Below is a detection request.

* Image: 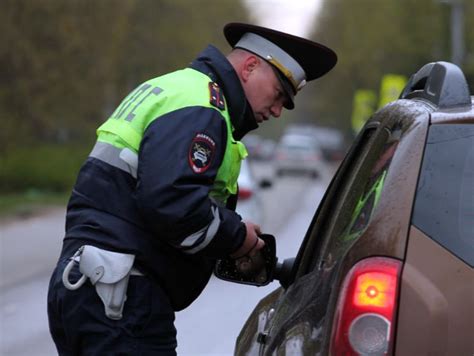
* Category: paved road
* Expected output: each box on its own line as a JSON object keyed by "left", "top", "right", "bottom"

{"left": 0, "top": 161, "right": 333, "bottom": 355}
{"left": 1, "top": 209, "right": 65, "bottom": 355}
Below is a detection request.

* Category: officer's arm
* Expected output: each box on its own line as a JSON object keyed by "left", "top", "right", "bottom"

{"left": 136, "top": 107, "right": 246, "bottom": 258}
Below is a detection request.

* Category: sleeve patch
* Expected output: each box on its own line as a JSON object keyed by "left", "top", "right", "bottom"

{"left": 188, "top": 133, "right": 216, "bottom": 173}
{"left": 209, "top": 82, "right": 225, "bottom": 110}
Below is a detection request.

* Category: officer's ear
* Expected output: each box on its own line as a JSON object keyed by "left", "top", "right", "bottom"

{"left": 241, "top": 55, "right": 260, "bottom": 82}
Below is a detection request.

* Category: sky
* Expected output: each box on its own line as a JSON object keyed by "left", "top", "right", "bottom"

{"left": 244, "top": 0, "right": 323, "bottom": 37}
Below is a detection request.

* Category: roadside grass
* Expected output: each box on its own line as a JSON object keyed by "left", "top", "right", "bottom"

{"left": 0, "top": 142, "right": 88, "bottom": 220}
{"left": 1, "top": 144, "right": 88, "bottom": 192}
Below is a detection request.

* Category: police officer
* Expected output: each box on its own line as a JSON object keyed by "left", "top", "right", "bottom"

{"left": 47, "top": 22, "right": 337, "bottom": 355}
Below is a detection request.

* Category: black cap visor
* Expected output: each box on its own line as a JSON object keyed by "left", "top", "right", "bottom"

{"left": 272, "top": 65, "right": 295, "bottom": 110}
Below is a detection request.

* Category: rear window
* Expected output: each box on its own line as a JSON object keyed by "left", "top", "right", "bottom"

{"left": 412, "top": 124, "right": 474, "bottom": 267}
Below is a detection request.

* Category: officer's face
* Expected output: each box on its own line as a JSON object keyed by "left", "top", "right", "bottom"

{"left": 242, "top": 58, "right": 287, "bottom": 124}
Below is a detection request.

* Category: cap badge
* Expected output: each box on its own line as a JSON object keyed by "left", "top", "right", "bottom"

{"left": 266, "top": 55, "right": 300, "bottom": 91}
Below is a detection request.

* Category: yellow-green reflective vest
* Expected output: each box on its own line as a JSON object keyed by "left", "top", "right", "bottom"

{"left": 96, "top": 68, "right": 247, "bottom": 204}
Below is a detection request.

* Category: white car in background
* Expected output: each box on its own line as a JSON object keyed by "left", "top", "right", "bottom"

{"left": 274, "top": 134, "right": 326, "bottom": 179}
{"left": 285, "top": 124, "right": 347, "bottom": 162}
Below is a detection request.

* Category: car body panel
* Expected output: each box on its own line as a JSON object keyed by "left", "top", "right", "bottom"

{"left": 236, "top": 100, "right": 432, "bottom": 355}
{"left": 396, "top": 226, "right": 474, "bottom": 355}
{"left": 234, "top": 288, "right": 281, "bottom": 355}
{"left": 430, "top": 102, "right": 474, "bottom": 124}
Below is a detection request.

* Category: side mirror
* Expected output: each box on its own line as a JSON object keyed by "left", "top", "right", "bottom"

{"left": 274, "top": 257, "right": 296, "bottom": 289}
{"left": 214, "top": 234, "right": 297, "bottom": 289}
{"left": 214, "top": 234, "right": 277, "bottom": 286}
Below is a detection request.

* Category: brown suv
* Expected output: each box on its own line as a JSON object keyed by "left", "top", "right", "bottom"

{"left": 216, "top": 61, "right": 474, "bottom": 355}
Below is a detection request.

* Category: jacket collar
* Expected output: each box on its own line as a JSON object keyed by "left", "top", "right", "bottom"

{"left": 189, "top": 45, "right": 258, "bottom": 140}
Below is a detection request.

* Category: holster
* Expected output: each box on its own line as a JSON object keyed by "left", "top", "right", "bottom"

{"left": 62, "top": 245, "right": 140, "bottom": 320}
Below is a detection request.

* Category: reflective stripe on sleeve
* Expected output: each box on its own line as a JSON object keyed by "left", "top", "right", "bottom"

{"left": 181, "top": 206, "right": 221, "bottom": 254}
{"left": 89, "top": 141, "right": 138, "bottom": 178}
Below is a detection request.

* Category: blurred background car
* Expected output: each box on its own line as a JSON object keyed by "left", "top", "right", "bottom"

{"left": 258, "top": 138, "right": 276, "bottom": 161}
{"left": 274, "top": 133, "right": 325, "bottom": 178}
{"left": 241, "top": 134, "right": 262, "bottom": 160}
{"left": 285, "top": 124, "right": 348, "bottom": 162}
{"left": 235, "top": 159, "right": 272, "bottom": 228}
{"left": 242, "top": 134, "right": 276, "bottom": 161}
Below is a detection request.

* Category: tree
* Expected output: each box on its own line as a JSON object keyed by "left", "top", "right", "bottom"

{"left": 0, "top": 0, "right": 250, "bottom": 151}
{"left": 0, "top": 0, "right": 250, "bottom": 192}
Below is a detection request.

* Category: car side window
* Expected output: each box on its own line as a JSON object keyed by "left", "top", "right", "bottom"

{"left": 294, "top": 123, "right": 396, "bottom": 277}
{"left": 317, "top": 138, "right": 399, "bottom": 271}
{"left": 345, "top": 141, "right": 398, "bottom": 239}
{"left": 412, "top": 124, "right": 474, "bottom": 267}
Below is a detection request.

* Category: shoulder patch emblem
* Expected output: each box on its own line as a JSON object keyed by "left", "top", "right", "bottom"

{"left": 188, "top": 133, "right": 216, "bottom": 173}
{"left": 209, "top": 82, "right": 225, "bottom": 110}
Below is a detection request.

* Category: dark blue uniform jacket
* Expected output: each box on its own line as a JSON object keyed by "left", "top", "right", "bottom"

{"left": 61, "top": 45, "right": 258, "bottom": 310}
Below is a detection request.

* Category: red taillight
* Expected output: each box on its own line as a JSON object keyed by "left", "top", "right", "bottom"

{"left": 238, "top": 188, "right": 253, "bottom": 200}
{"left": 330, "top": 257, "right": 401, "bottom": 356}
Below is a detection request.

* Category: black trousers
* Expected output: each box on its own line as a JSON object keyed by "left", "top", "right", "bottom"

{"left": 47, "top": 257, "right": 177, "bottom": 356}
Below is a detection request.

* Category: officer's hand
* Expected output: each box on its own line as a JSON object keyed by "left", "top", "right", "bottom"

{"left": 234, "top": 248, "right": 266, "bottom": 277}
{"left": 230, "top": 221, "right": 265, "bottom": 259}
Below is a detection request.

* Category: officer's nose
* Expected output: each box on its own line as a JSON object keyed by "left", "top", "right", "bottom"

{"left": 270, "top": 102, "right": 283, "bottom": 118}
